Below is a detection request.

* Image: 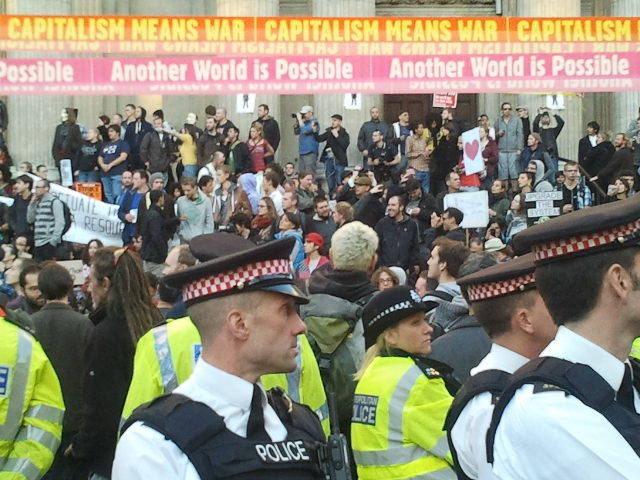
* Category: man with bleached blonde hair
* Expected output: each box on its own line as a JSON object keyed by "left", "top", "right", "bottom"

{"left": 301, "top": 221, "right": 380, "bottom": 444}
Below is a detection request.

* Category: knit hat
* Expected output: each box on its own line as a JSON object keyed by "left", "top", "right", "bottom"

{"left": 149, "top": 172, "right": 164, "bottom": 186}
{"left": 304, "top": 232, "right": 324, "bottom": 248}
{"left": 362, "top": 286, "right": 427, "bottom": 349}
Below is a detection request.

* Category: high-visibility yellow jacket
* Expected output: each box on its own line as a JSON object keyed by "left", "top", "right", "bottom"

{"left": 351, "top": 355, "right": 456, "bottom": 480}
{"left": 0, "top": 317, "right": 64, "bottom": 480}
{"left": 632, "top": 338, "right": 640, "bottom": 360}
{"left": 121, "top": 316, "right": 329, "bottom": 436}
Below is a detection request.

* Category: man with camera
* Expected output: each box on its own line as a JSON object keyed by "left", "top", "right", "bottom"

{"left": 294, "top": 106, "right": 320, "bottom": 176}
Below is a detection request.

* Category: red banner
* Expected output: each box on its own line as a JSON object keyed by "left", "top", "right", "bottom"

{"left": 0, "top": 15, "right": 638, "bottom": 55}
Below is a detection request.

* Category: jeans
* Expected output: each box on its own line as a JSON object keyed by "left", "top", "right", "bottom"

{"left": 414, "top": 171, "right": 431, "bottom": 193}
{"left": 298, "top": 152, "right": 318, "bottom": 175}
{"left": 324, "top": 158, "right": 345, "bottom": 194}
{"left": 183, "top": 165, "right": 198, "bottom": 179}
{"left": 77, "top": 171, "right": 100, "bottom": 183}
{"left": 498, "top": 151, "right": 519, "bottom": 180}
{"left": 102, "top": 174, "right": 122, "bottom": 204}
{"left": 34, "top": 243, "right": 57, "bottom": 262}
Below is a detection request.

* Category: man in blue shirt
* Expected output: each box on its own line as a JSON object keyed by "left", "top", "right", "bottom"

{"left": 98, "top": 125, "right": 130, "bottom": 204}
{"left": 294, "top": 105, "right": 320, "bottom": 177}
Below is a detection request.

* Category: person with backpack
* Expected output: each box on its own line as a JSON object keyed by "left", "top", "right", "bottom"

{"left": 27, "top": 179, "right": 68, "bottom": 262}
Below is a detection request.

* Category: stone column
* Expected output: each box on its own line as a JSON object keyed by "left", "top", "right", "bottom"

{"left": 217, "top": 0, "right": 280, "bottom": 158}
{"left": 311, "top": 0, "right": 380, "bottom": 167}
{"left": 611, "top": 0, "right": 640, "bottom": 135}
{"left": 71, "top": 0, "right": 106, "bottom": 133}
{"left": 516, "top": 0, "right": 581, "bottom": 161}
{"left": 6, "top": 0, "right": 72, "bottom": 171}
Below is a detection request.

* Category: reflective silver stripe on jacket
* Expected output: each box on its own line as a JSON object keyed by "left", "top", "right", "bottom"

{"left": 353, "top": 364, "right": 452, "bottom": 472}
{"left": 153, "top": 325, "right": 178, "bottom": 393}
{"left": 14, "top": 425, "right": 60, "bottom": 454}
{"left": 0, "top": 456, "right": 42, "bottom": 480}
{"left": 24, "top": 404, "right": 65, "bottom": 425}
{"left": 0, "top": 330, "right": 33, "bottom": 440}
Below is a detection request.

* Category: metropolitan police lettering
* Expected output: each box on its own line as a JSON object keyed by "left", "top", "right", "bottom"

{"left": 352, "top": 394, "right": 378, "bottom": 426}
{"left": 0, "top": 365, "right": 9, "bottom": 396}
{"left": 255, "top": 440, "right": 311, "bottom": 464}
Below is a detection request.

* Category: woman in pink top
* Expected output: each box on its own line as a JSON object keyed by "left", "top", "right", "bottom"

{"left": 246, "top": 123, "right": 275, "bottom": 173}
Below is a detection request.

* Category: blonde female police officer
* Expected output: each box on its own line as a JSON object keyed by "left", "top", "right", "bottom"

{"left": 351, "top": 285, "right": 457, "bottom": 480}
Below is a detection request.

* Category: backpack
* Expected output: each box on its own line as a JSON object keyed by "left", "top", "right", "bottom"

{"left": 55, "top": 196, "right": 73, "bottom": 235}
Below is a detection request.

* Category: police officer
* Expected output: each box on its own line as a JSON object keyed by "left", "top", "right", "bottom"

{"left": 351, "top": 285, "right": 457, "bottom": 480}
{"left": 0, "top": 311, "right": 65, "bottom": 479}
{"left": 444, "top": 253, "right": 557, "bottom": 480}
{"left": 487, "top": 196, "right": 640, "bottom": 479}
{"left": 113, "top": 235, "right": 326, "bottom": 479}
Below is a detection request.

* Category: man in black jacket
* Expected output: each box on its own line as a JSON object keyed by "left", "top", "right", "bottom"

{"left": 31, "top": 263, "right": 93, "bottom": 479}
{"left": 316, "top": 114, "right": 350, "bottom": 194}
{"left": 223, "top": 126, "right": 251, "bottom": 174}
{"left": 52, "top": 108, "right": 82, "bottom": 168}
{"left": 374, "top": 193, "right": 420, "bottom": 272}
{"left": 197, "top": 117, "right": 224, "bottom": 168}
{"left": 424, "top": 207, "right": 466, "bottom": 248}
{"left": 9, "top": 174, "right": 33, "bottom": 238}
{"left": 352, "top": 175, "right": 385, "bottom": 228}
{"left": 578, "top": 121, "right": 600, "bottom": 164}
{"left": 404, "top": 177, "right": 438, "bottom": 236}
{"left": 254, "top": 104, "right": 280, "bottom": 154}
{"left": 140, "top": 190, "right": 180, "bottom": 276}
{"left": 140, "top": 117, "right": 176, "bottom": 182}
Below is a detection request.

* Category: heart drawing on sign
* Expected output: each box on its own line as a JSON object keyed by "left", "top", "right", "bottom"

{"left": 464, "top": 139, "right": 480, "bottom": 160}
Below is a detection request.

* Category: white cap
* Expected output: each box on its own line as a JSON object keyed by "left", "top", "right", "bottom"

{"left": 300, "top": 105, "right": 313, "bottom": 114}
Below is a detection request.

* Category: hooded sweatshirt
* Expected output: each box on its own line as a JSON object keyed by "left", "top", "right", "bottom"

{"left": 531, "top": 159, "right": 553, "bottom": 192}
{"left": 176, "top": 190, "right": 214, "bottom": 242}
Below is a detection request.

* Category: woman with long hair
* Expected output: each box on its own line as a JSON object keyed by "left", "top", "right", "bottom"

{"left": 275, "top": 211, "right": 304, "bottom": 272}
{"left": 67, "top": 247, "right": 163, "bottom": 479}
{"left": 246, "top": 123, "right": 275, "bottom": 173}
{"left": 352, "top": 286, "right": 455, "bottom": 479}
{"left": 169, "top": 123, "right": 198, "bottom": 179}
{"left": 431, "top": 122, "right": 458, "bottom": 195}
{"left": 251, "top": 196, "right": 277, "bottom": 242}
{"left": 81, "top": 238, "right": 104, "bottom": 281}
{"left": 505, "top": 194, "right": 528, "bottom": 243}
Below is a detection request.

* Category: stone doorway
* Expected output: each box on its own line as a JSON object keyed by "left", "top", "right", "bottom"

{"left": 384, "top": 94, "right": 479, "bottom": 131}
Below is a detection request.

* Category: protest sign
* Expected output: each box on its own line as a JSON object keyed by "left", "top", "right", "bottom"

{"left": 525, "top": 191, "right": 563, "bottom": 225}
{"left": 443, "top": 190, "right": 489, "bottom": 229}
{"left": 74, "top": 182, "right": 103, "bottom": 201}
{"left": 28, "top": 174, "right": 123, "bottom": 246}
{"left": 58, "top": 260, "right": 84, "bottom": 285}
{"left": 433, "top": 93, "right": 458, "bottom": 108}
{"left": 461, "top": 127, "right": 484, "bottom": 176}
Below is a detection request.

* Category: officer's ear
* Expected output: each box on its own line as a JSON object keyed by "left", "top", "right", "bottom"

{"left": 226, "top": 308, "right": 251, "bottom": 341}
{"left": 514, "top": 307, "right": 535, "bottom": 335}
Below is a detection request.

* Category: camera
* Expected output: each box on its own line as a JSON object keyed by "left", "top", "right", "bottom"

{"left": 217, "top": 224, "right": 236, "bottom": 233}
{"left": 291, "top": 113, "right": 298, "bottom": 118}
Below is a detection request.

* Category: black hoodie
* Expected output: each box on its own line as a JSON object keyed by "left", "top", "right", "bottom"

{"left": 308, "top": 268, "right": 377, "bottom": 304}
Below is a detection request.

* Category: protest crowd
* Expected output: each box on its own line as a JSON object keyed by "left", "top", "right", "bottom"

{"left": 3, "top": 98, "right": 640, "bottom": 480}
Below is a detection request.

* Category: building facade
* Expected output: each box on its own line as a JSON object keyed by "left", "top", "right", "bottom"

{"left": 3, "top": 0, "right": 639, "bottom": 169}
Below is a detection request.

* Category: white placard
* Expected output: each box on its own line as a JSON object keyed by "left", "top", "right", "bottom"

{"left": 59, "top": 159, "right": 74, "bottom": 187}
{"left": 236, "top": 94, "right": 256, "bottom": 113}
{"left": 343, "top": 93, "right": 361, "bottom": 110}
{"left": 0, "top": 196, "right": 14, "bottom": 207}
{"left": 545, "top": 94, "right": 565, "bottom": 110}
{"left": 461, "top": 128, "right": 484, "bottom": 176}
{"left": 443, "top": 190, "right": 489, "bottom": 229}
{"left": 28, "top": 174, "right": 123, "bottom": 246}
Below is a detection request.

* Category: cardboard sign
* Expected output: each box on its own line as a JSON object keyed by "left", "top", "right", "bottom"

{"left": 74, "top": 182, "right": 103, "bottom": 201}
{"left": 57, "top": 260, "right": 84, "bottom": 286}
{"left": 433, "top": 93, "right": 458, "bottom": 109}
{"left": 461, "top": 127, "right": 484, "bottom": 176}
{"left": 443, "top": 190, "right": 489, "bottom": 229}
{"left": 525, "top": 191, "right": 563, "bottom": 225}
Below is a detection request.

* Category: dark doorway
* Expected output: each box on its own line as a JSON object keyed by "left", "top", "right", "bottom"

{"left": 384, "top": 94, "right": 478, "bottom": 131}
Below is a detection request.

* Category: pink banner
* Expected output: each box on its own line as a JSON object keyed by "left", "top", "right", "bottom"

{"left": 0, "top": 53, "right": 637, "bottom": 95}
